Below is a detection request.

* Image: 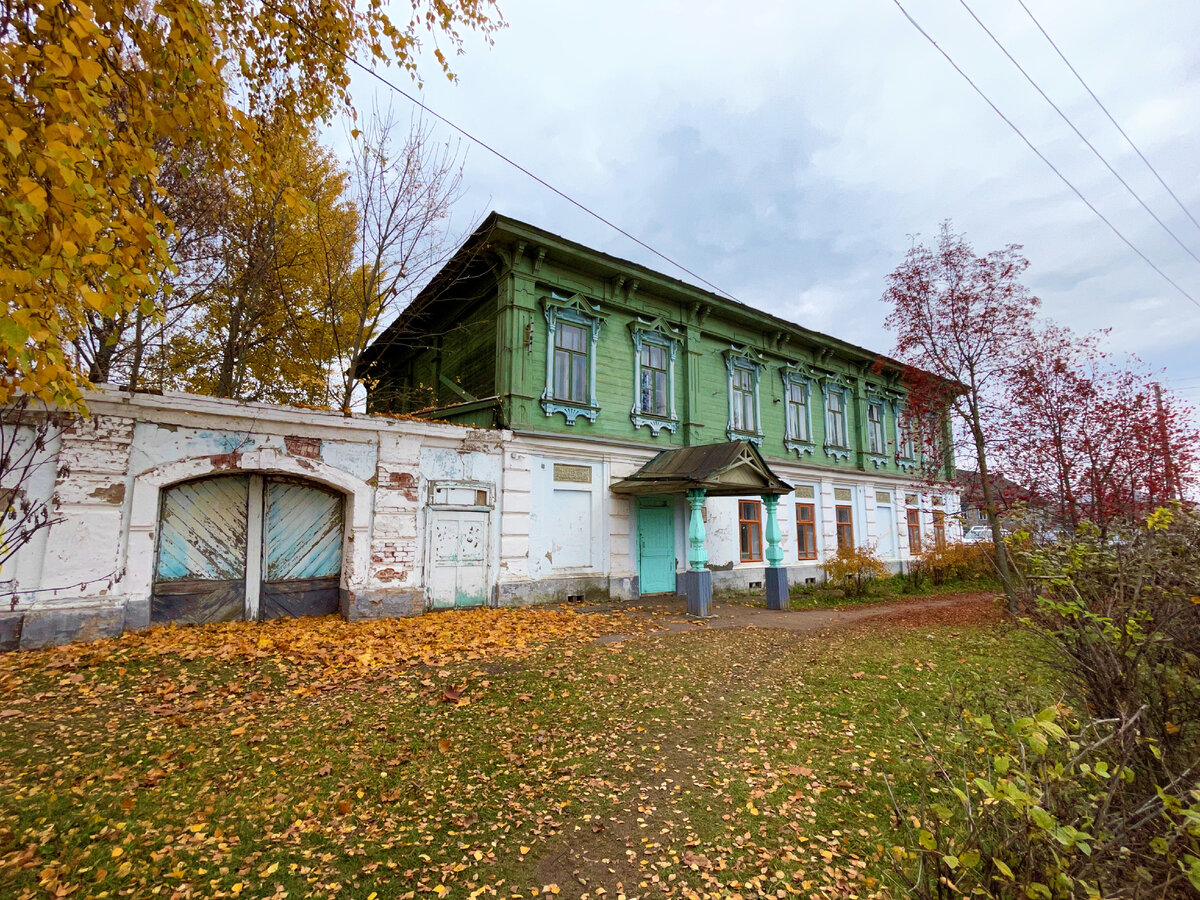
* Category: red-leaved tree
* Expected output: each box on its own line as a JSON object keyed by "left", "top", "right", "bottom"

{"left": 1002, "top": 325, "right": 1199, "bottom": 533}
{"left": 881, "top": 222, "right": 1039, "bottom": 611}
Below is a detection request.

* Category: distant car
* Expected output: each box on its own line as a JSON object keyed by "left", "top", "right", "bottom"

{"left": 961, "top": 525, "right": 992, "bottom": 544}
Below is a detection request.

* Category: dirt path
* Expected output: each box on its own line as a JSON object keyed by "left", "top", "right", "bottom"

{"left": 587, "top": 590, "right": 1003, "bottom": 643}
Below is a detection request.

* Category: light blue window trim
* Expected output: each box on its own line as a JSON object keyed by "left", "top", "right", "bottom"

{"left": 819, "top": 377, "right": 852, "bottom": 461}
{"left": 540, "top": 293, "right": 605, "bottom": 425}
{"left": 630, "top": 323, "right": 680, "bottom": 436}
{"left": 865, "top": 392, "right": 890, "bottom": 470}
{"left": 893, "top": 398, "right": 918, "bottom": 472}
{"left": 781, "top": 366, "right": 815, "bottom": 458}
{"left": 724, "top": 349, "right": 763, "bottom": 445}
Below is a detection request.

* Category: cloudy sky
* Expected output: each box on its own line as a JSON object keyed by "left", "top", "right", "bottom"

{"left": 344, "top": 0, "right": 1200, "bottom": 411}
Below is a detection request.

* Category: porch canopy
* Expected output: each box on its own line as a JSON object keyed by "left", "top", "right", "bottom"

{"left": 612, "top": 441, "right": 793, "bottom": 614}
{"left": 610, "top": 440, "right": 792, "bottom": 498}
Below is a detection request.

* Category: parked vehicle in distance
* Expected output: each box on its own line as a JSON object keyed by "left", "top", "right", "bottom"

{"left": 961, "top": 525, "right": 993, "bottom": 544}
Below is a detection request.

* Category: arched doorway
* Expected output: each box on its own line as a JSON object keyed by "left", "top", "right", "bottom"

{"left": 152, "top": 474, "right": 344, "bottom": 625}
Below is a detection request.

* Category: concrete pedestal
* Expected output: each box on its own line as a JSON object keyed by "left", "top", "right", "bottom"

{"left": 764, "top": 567, "right": 789, "bottom": 611}
{"left": 681, "top": 569, "right": 712, "bottom": 618}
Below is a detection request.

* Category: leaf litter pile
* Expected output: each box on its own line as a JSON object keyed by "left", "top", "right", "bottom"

{"left": 0, "top": 602, "right": 1042, "bottom": 899}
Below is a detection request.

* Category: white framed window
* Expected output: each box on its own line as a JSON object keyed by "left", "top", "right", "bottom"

{"left": 630, "top": 321, "right": 680, "bottom": 435}
{"left": 821, "top": 380, "right": 851, "bottom": 460}
{"left": 782, "top": 367, "right": 815, "bottom": 457}
{"left": 867, "top": 400, "right": 886, "bottom": 456}
{"left": 540, "top": 294, "right": 605, "bottom": 425}
{"left": 724, "top": 349, "right": 763, "bottom": 444}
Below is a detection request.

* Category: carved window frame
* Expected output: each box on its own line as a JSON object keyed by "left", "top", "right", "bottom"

{"left": 724, "top": 348, "right": 764, "bottom": 445}
{"left": 630, "top": 319, "right": 681, "bottom": 436}
{"left": 819, "top": 376, "right": 852, "bottom": 461}
{"left": 540, "top": 293, "right": 605, "bottom": 426}
{"left": 893, "top": 399, "right": 918, "bottom": 473}
{"left": 781, "top": 363, "right": 815, "bottom": 458}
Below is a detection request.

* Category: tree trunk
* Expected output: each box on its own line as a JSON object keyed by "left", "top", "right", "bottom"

{"left": 970, "top": 411, "right": 1018, "bottom": 613}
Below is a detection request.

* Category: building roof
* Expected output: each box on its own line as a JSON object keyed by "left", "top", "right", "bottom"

{"left": 362, "top": 212, "right": 921, "bottom": 379}
{"left": 610, "top": 441, "right": 792, "bottom": 497}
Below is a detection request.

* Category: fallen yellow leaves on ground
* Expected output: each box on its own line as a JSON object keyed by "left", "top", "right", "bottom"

{"left": 0, "top": 606, "right": 645, "bottom": 684}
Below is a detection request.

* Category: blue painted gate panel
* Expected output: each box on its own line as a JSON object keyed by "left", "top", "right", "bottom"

{"left": 264, "top": 480, "right": 343, "bottom": 580}
{"left": 155, "top": 476, "right": 249, "bottom": 581}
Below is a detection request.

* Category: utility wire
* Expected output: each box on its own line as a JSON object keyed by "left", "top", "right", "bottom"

{"left": 958, "top": 0, "right": 1200, "bottom": 267}
{"left": 262, "top": 1, "right": 742, "bottom": 304}
{"left": 891, "top": 0, "right": 1200, "bottom": 312}
{"left": 1016, "top": 0, "right": 1200, "bottom": 237}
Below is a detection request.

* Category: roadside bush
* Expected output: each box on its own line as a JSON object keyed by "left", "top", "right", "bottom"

{"left": 888, "top": 704, "right": 1200, "bottom": 898}
{"left": 913, "top": 541, "right": 996, "bottom": 586}
{"left": 820, "top": 544, "right": 888, "bottom": 597}
{"left": 891, "top": 506, "right": 1200, "bottom": 897}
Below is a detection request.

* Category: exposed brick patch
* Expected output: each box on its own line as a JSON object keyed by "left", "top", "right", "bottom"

{"left": 285, "top": 435, "right": 321, "bottom": 459}
{"left": 89, "top": 483, "right": 126, "bottom": 504}
{"left": 386, "top": 471, "right": 419, "bottom": 502}
{"left": 374, "top": 567, "right": 407, "bottom": 583}
{"left": 209, "top": 452, "right": 243, "bottom": 470}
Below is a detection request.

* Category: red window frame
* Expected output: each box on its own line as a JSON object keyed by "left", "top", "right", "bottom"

{"left": 835, "top": 504, "right": 854, "bottom": 551}
{"left": 933, "top": 510, "right": 946, "bottom": 549}
{"left": 796, "top": 502, "right": 816, "bottom": 560}
{"left": 739, "top": 500, "right": 763, "bottom": 562}
{"left": 906, "top": 508, "right": 922, "bottom": 553}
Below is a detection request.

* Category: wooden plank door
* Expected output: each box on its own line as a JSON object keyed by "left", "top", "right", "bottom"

{"left": 152, "top": 475, "right": 250, "bottom": 624}
{"left": 428, "top": 510, "right": 489, "bottom": 609}
{"left": 261, "top": 479, "right": 344, "bottom": 619}
{"left": 637, "top": 500, "right": 676, "bottom": 595}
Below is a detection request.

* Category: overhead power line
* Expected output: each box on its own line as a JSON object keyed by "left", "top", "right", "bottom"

{"left": 263, "top": 2, "right": 742, "bottom": 305}
{"left": 958, "top": 0, "right": 1200, "bottom": 268}
{"left": 1016, "top": 0, "right": 1200, "bottom": 237}
{"left": 891, "top": 0, "right": 1200, "bottom": 312}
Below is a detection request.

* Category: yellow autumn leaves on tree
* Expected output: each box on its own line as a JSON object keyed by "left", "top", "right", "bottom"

{"left": 0, "top": 0, "right": 502, "bottom": 408}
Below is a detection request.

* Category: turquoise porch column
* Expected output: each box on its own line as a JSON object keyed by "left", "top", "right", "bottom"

{"left": 762, "top": 493, "right": 789, "bottom": 610}
{"left": 687, "top": 489, "right": 708, "bottom": 571}
{"left": 682, "top": 488, "right": 712, "bottom": 616}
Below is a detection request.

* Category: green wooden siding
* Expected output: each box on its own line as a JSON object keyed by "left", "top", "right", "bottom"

{"left": 365, "top": 215, "right": 953, "bottom": 481}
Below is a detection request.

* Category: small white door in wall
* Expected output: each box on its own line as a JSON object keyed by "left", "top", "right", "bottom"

{"left": 428, "top": 509, "right": 489, "bottom": 609}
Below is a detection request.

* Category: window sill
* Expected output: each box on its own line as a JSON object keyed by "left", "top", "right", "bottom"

{"left": 541, "top": 398, "right": 599, "bottom": 425}
{"left": 631, "top": 412, "right": 678, "bottom": 436}
{"left": 784, "top": 439, "right": 816, "bottom": 458}
{"left": 727, "top": 426, "right": 764, "bottom": 446}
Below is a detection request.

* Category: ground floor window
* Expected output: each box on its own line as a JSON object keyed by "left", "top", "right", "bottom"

{"left": 739, "top": 500, "right": 762, "bottom": 562}
{"left": 796, "top": 502, "right": 816, "bottom": 560}
{"left": 933, "top": 510, "right": 946, "bottom": 548}
{"left": 835, "top": 504, "right": 854, "bottom": 551}
{"left": 906, "top": 508, "right": 921, "bottom": 553}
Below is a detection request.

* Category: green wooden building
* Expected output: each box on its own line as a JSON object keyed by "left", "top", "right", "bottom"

{"left": 362, "top": 214, "right": 956, "bottom": 608}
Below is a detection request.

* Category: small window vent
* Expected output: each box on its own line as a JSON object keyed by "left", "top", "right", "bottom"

{"left": 566, "top": 593, "right": 585, "bottom": 603}
{"left": 748, "top": 580, "right": 763, "bottom": 590}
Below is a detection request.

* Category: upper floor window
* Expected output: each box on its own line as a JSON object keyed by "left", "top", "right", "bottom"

{"left": 541, "top": 294, "right": 605, "bottom": 425}
{"left": 732, "top": 366, "right": 756, "bottom": 431}
{"left": 781, "top": 368, "right": 815, "bottom": 457}
{"left": 867, "top": 400, "right": 886, "bottom": 455}
{"left": 725, "top": 350, "right": 763, "bottom": 445}
{"left": 826, "top": 388, "right": 848, "bottom": 448}
{"left": 554, "top": 322, "right": 589, "bottom": 404}
{"left": 897, "top": 403, "right": 917, "bottom": 460}
{"left": 630, "top": 321, "right": 680, "bottom": 435}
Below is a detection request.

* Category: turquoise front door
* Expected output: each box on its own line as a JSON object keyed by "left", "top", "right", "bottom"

{"left": 637, "top": 500, "right": 676, "bottom": 594}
